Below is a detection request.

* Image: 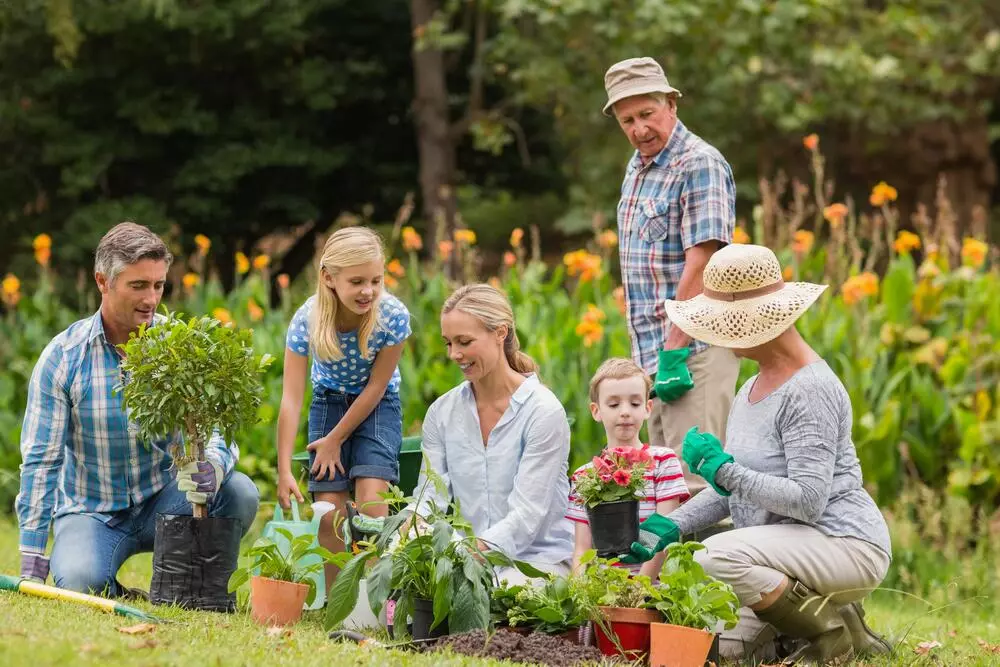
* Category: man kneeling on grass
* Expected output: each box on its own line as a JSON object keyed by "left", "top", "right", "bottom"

{"left": 15, "top": 222, "right": 259, "bottom": 598}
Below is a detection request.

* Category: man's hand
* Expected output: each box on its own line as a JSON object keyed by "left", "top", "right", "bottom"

{"left": 682, "top": 427, "right": 734, "bottom": 496}
{"left": 307, "top": 434, "right": 346, "bottom": 481}
{"left": 619, "top": 514, "right": 680, "bottom": 564}
{"left": 20, "top": 550, "right": 49, "bottom": 583}
{"left": 277, "top": 470, "right": 305, "bottom": 510}
{"left": 176, "top": 460, "right": 224, "bottom": 505}
{"left": 653, "top": 348, "right": 694, "bottom": 403}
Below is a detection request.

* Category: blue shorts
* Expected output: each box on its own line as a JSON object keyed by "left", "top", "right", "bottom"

{"left": 307, "top": 387, "right": 402, "bottom": 493}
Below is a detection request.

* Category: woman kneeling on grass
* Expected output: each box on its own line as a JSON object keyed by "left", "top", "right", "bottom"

{"left": 623, "top": 244, "right": 892, "bottom": 664}
{"left": 410, "top": 283, "right": 574, "bottom": 583}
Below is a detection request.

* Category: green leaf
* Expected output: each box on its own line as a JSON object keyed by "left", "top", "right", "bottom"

{"left": 366, "top": 555, "right": 395, "bottom": 616}
{"left": 323, "top": 553, "right": 368, "bottom": 630}
{"left": 432, "top": 558, "right": 453, "bottom": 630}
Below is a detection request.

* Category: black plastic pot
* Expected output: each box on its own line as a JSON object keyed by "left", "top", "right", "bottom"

{"left": 411, "top": 597, "right": 449, "bottom": 640}
{"left": 586, "top": 500, "right": 639, "bottom": 558}
{"left": 149, "top": 514, "right": 242, "bottom": 612}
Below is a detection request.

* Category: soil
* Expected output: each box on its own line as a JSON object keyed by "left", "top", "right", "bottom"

{"left": 419, "top": 628, "right": 603, "bottom": 666}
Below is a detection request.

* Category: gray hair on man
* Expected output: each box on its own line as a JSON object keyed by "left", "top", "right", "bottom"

{"left": 94, "top": 222, "right": 173, "bottom": 284}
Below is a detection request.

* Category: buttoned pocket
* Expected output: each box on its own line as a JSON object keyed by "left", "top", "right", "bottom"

{"left": 638, "top": 198, "right": 675, "bottom": 243}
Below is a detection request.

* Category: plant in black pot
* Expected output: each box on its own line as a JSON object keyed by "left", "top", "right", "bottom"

{"left": 117, "top": 309, "right": 272, "bottom": 612}
{"left": 572, "top": 446, "right": 652, "bottom": 557}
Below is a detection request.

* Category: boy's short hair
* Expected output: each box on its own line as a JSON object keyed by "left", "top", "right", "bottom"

{"left": 588, "top": 357, "right": 651, "bottom": 403}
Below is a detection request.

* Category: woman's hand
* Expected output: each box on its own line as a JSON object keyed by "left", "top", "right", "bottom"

{"left": 682, "top": 426, "right": 734, "bottom": 496}
{"left": 308, "top": 433, "right": 346, "bottom": 480}
{"left": 276, "top": 470, "right": 305, "bottom": 510}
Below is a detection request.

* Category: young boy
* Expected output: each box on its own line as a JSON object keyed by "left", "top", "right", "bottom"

{"left": 567, "top": 358, "right": 690, "bottom": 578}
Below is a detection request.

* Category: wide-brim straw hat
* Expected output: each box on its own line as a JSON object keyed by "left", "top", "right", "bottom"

{"left": 664, "top": 244, "right": 828, "bottom": 349}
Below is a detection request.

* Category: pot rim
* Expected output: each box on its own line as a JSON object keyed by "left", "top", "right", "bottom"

{"left": 596, "top": 605, "right": 662, "bottom": 624}
{"left": 250, "top": 574, "right": 310, "bottom": 590}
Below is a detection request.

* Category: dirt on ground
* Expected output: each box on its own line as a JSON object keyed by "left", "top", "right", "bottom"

{"left": 420, "top": 628, "right": 604, "bottom": 666}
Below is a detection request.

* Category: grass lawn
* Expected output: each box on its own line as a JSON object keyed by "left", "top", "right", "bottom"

{"left": 0, "top": 516, "right": 997, "bottom": 666}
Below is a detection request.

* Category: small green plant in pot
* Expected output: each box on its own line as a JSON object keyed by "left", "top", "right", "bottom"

{"left": 572, "top": 446, "right": 652, "bottom": 557}
{"left": 492, "top": 574, "right": 590, "bottom": 643}
{"left": 577, "top": 550, "right": 661, "bottom": 659}
{"left": 117, "top": 309, "right": 272, "bottom": 611}
{"left": 228, "top": 528, "right": 342, "bottom": 626}
{"left": 645, "top": 542, "right": 740, "bottom": 667}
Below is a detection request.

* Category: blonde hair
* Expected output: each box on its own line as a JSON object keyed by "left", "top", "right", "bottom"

{"left": 588, "top": 357, "right": 650, "bottom": 403}
{"left": 310, "top": 226, "right": 385, "bottom": 362}
{"left": 441, "top": 283, "right": 538, "bottom": 375}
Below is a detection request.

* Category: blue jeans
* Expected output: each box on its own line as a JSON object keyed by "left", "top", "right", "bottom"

{"left": 49, "top": 471, "right": 259, "bottom": 596}
{"left": 307, "top": 388, "right": 402, "bottom": 493}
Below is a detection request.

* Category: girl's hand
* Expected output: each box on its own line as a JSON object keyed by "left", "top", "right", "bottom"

{"left": 308, "top": 434, "right": 346, "bottom": 480}
{"left": 277, "top": 470, "right": 305, "bottom": 510}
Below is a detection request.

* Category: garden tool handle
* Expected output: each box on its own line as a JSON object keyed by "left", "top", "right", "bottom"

{"left": 328, "top": 630, "right": 381, "bottom": 647}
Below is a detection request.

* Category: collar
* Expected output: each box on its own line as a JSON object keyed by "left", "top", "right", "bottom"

{"left": 626, "top": 119, "right": 689, "bottom": 174}
{"left": 86, "top": 309, "right": 109, "bottom": 343}
{"left": 461, "top": 372, "right": 540, "bottom": 406}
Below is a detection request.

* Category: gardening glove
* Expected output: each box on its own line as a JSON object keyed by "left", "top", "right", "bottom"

{"left": 176, "top": 460, "right": 224, "bottom": 505}
{"left": 682, "top": 426, "right": 734, "bottom": 497}
{"left": 652, "top": 348, "right": 694, "bottom": 403}
{"left": 619, "top": 514, "right": 680, "bottom": 564}
{"left": 19, "top": 550, "right": 49, "bottom": 583}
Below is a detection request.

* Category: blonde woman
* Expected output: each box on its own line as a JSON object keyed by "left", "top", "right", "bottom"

{"left": 411, "top": 284, "right": 574, "bottom": 582}
{"left": 622, "top": 244, "right": 892, "bottom": 664}
{"left": 276, "top": 227, "right": 411, "bottom": 586}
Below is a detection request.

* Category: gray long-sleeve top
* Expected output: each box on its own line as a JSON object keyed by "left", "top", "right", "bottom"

{"left": 669, "top": 360, "right": 892, "bottom": 557}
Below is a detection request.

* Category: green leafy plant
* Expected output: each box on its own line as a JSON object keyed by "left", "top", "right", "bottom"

{"left": 572, "top": 446, "right": 652, "bottom": 508}
{"left": 643, "top": 542, "right": 740, "bottom": 632}
{"left": 227, "top": 528, "right": 341, "bottom": 606}
{"left": 499, "top": 575, "right": 591, "bottom": 634}
{"left": 117, "top": 308, "right": 273, "bottom": 464}
{"left": 576, "top": 549, "right": 656, "bottom": 608}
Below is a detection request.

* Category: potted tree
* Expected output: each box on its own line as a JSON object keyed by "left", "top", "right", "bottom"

{"left": 645, "top": 542, "right": 740, "bottom": 667}
{"left": 117, "top": 309, "right": 272, "bottom": 611}
{"left": 571, "top": 446, "right": 652, "bottom": 557}
{"left": 227, "top": 527, "right": 341, "bottom": 626}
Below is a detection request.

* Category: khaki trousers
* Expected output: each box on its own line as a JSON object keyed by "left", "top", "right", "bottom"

{"left": 647, "top": 345, "right": 740, "bottom": 495}
{"left": 696, "top": 524, "right": 891, "bottom": 660}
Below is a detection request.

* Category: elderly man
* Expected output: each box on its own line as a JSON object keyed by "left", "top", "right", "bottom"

{"left": 604, "top": 56, "right": 740, "bottom": 495}
{"left": 16, "top": 222, "right": 259, "bottom": 597}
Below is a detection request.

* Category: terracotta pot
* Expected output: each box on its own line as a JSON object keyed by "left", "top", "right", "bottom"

{"left": 593, "top": 606, "right": 662, "bottom": 658}
{"left": 649, "top": 622, "right": 716, "bottom": 667}
{"left": 249, "top": 575, "right": 309, "bottom": 626}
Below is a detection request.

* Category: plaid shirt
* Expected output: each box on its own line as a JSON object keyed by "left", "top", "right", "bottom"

{"left": 15, "top": 311, "right": 238, "bottom": 553}
{"left": 617, "top": 120, "right": 735, "bottom": 374}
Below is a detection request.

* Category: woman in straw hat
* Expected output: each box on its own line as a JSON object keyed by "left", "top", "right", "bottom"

{"left": 620, "top": 244, "right": 892, "bottom": 664}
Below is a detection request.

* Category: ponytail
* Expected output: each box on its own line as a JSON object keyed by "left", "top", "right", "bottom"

{"left": 504, "top": 327, "right": 538, "bottom": 374}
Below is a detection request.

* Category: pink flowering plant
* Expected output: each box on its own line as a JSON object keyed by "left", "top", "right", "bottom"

{"left": 573, "top": 446, "right": 652, "bottom": 508}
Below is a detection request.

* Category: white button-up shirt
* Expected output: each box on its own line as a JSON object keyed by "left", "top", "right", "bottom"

{"left": 413, "top": 374, "right": 574, "bottom": 565}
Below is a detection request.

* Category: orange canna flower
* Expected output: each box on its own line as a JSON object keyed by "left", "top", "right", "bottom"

{"left": 453, "top": 229, "right": 477, "bottom": 245}
{"left": 212, "top": 308, "right": 233, "bottom": 326}
{"left": 581, "top": 304, "right": 606, "bottom": 324}
{"left": 2, "top": 273, "right": 21, "bottom": 296}
{"left": 732, "top": 226, "right": 751, "bottom": 244}
{"left": 252, "top": 254, "right": 270, "bottom": 270}
{"left": 792, "top": 230, "right": 814, "bottom": 256}
{"left": 488, "top": 276, "right": 502, "bottom": 290}
{"left": 823, "top": 203, "right": 848, "bottom": 227}
{"left": 574, "top": 318, "right": 604, "bottom": 348}
{"left": 503, "top": 251, "right": 516, "bottom": 268}
{"left": 194, "top": 234, "right": 211, "bottom": 255}
{"left": 247, "top": 298, "right": 264, "bottom": 322}
{"left": 803, "top": 134, "right": 819, "bottom": 151}
{"left": 32, "top": 233, "right": 52, "bottom": 251}
{"left": 782, "top": 266, "right": 794, "bottom": 281}
{"left": 869, "top": 181, "right": 898, "bottom": 207}
{"left": 612, "top": 286, "right": 626, "bottom": 315}
{"left": 235, "top": 252, "right": 250, "bottom": 275}
{"left": 961, "top": 237, "right": 988, "bottom": 269}
{"left": 841, "top": 272, "right": 879, "bottom": 305}
{"left": 385, "top": 274, "right": 399, "bottom": 289}
{"left": 387, "top": 259, "right": 405, "bottom": 277}
{"left": 563, "top": 249, "right": 603, "bottom": 282}
{"left": 510, "top": 227, "right": 524, "bottom": 248}
{"left": 182, "top": 273, "right": 200, "bottom": 289}
{"left": 277, "top": 273, "right": 290, "bottom": 289}
{"left": 34, "top": 246, "right": 51, "bottom": 266}
{"left": 438, "top": 240, "right": 454, "bottom": 260}
{"left": 893, "top": 231, "right": 921, "bottom": 255}
{"left": 597, "top": 230, "right": 618, "bottom": 249}
{"left": 401, "top": 226, "right": 423, "bottom": 252}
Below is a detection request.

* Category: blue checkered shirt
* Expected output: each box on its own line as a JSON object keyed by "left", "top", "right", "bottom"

{"left": 15, "top": 311, "right": 238, "bottom": 553}
{"left": 616, "top": 120, "right": 736, "bottom": 374}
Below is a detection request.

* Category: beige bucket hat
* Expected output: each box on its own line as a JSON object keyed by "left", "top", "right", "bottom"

{"left": 603, "top": 57, "right": 682, "bottom": 116}
{"left": 664, "top": 244, "right": 828, "bottom": 349}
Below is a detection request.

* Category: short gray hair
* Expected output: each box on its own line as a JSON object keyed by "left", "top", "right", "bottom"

{"left": 94, "top": 222, "right": 173, "bottom": 283}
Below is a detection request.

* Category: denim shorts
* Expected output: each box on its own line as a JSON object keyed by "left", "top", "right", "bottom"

{"left": 307, "top": 387, "right": 402, "bottom": 493}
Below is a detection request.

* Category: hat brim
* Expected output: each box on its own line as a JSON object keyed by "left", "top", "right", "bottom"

{"left": 603, "top": 83, "right": 682, "bottom": 116}
{"left": 664, "top": 282, "right": 828, "bottom": 349}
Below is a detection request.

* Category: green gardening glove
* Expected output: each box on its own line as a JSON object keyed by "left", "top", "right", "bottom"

{"left": 619, "top": 514, "right": 680, "bottom": 564}
{"left": 653, "top": 348, "right": 694, "bottom": 403}
{"left": 682, "top": 426, "right": 734, "bottom": 497}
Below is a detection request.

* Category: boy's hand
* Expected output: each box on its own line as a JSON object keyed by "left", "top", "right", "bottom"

{"left": 653, "top": 348, "right": 694, "bottom": 403}
{"left": 308, "top": 434, "right": 346, "bottom": 480}
{"left": 682, "top": 427, "right": 734, "bottom": 496}
{"left": 276, "top": 470, "right": 305, "bottom": 509}
{"left": 619, "top": 514, "right": 680, "bottom": 563}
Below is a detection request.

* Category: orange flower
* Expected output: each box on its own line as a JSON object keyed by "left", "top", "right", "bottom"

{"left": 961, "top": 237, "right": 988, "bottom": 268}
{"left": 574, "top": 318, "right": 604, "bottom": 348}
{"left": 33, "top": 233, "right": 52, "bottom": 251}
{"left": 503, "top": 251, "right": 516, "bottom": 268}
{"left": 401, "top": 226, "right": 423, "bottom": 252}
{"left": 841, "top": 272, "right": 879, "bottom": 305}
{"left": 612, "top": 286, "right": 626, "bottom": 315}
{"left": 732, "top": 226, "right": 751, "bottom": 244}
{"left": 194, "top": 234, "right": 211, "bottom": 255}
{"left": 252, "top": 254, "right": 270, "bottom": 270}
{"left": 893, "top": 231, "right": 921, "bottom": 255}
{"left": 438, "top": 240, "right": 454, "bottom": 260}
{"left": 510, "top": 227, "right": 524, "bottom": 248}
{"left": 453, "top": 229, "right": 477, "bottom": 245}
{"left": 581, "top": 304, "right": 606, "bottom": 324}
{"left": 277, "top": 273, "right": 290, "bottom": 289}
{"left": 488, "top": 276, "right": 502, "bottom": 290}
{"left": 34, "top": 247, "right": 51, "bottom": 266}
{"left": 563, "top": 250, "right": 602, "bottom": 282}
{"left": 212, "top": 308, "right": 233, "bottom": 326}
{"left": 803, "top": 134, "right": 819, "bottom": 151}
{"left": 869, "top": 181, "right": 898, "bottom": 207}
{"left": 385, "top": 274, "right": 399, "bottom": 289}
{"left": 792, "top": 230, "right": 814, "bottom": 255}
{"left": 782, "top": 266, "right": 794, "bottom": 281}
{"left": 2, "top": 273, "right": 21, "bottom": 307}
{"left": 823, "top": 203, "right": 848, "bottom": 227}
{"left": 387, "top": 259, "right": 405, "bottom": 277}
{"left": 597, "top": 230, "right": 618, "bottom": 249}
{"left": 247, "top": 298, "right": 264, "bottom": 322}
{"left": 235, "top": 252, "right": 250, "bottom": 275}
{"left": 182, "top": 273, "right": 200, "bottom": 290}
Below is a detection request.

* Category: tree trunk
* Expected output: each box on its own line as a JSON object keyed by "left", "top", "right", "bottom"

{"left": 410, "top": 0, "right": 458, "bottom": 255}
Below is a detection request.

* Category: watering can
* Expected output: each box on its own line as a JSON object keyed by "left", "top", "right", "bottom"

{"left": 258, "top": 499, "right": 327, "bottom": 610}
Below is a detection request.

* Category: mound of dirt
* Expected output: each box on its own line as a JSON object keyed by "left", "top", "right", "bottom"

{"left": 419, "top": 628, "right": 603, "bottom": 666}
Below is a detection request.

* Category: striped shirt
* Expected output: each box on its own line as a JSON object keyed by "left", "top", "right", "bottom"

{"left": 617, "top": 119, "right": 736, "bottom": 374}
{"left": 15, "top": 311, "right": 238, "bottom": 554}
{"left": 567, "top": 445, "right": 689, "bottom": 572}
